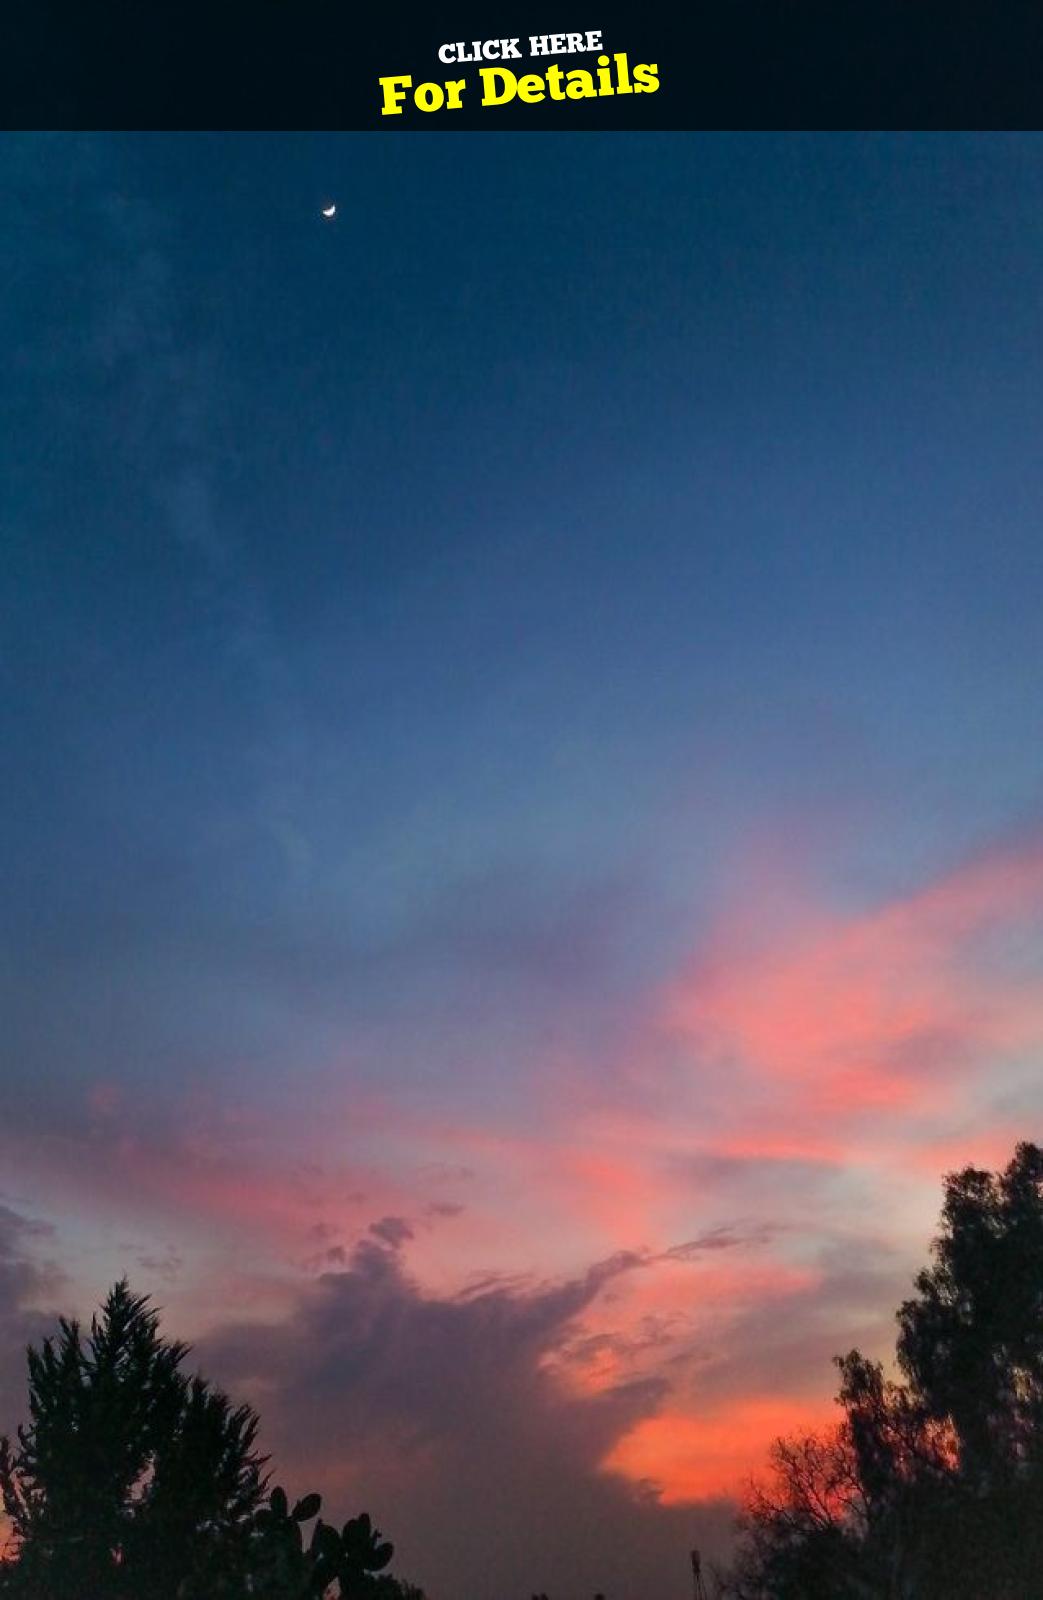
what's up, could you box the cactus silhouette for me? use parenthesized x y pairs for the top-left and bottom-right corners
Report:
(250, 1484), (328, 1597)
(248, 1492), (413, 1599)
(336, 1511), (394, 1595)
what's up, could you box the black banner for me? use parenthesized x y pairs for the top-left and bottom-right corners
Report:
(5, 1), (1043, 128)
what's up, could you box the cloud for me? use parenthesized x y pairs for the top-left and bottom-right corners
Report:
(200, 1238), (734, 1600)
(660, 1225), (779, 1262)
(662, 831), (1043, 1139)
(4, 817), (1043, 1588)
(0, 1202), (65, 1440)
(132, 1245), (185, 1283)
(603, 1395), (840, 1506)
(368, 1216), (414, 1250)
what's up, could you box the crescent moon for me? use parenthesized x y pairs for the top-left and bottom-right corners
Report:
(322, 204), (336, 218)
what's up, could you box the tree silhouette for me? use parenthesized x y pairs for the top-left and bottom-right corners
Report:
(0, 1282), (426, 1600)
(0, 1280), (265, 1599)
(716, 1141), (1043, 1598)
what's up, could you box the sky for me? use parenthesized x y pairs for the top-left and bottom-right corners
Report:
(3, 131), (1043, 1596)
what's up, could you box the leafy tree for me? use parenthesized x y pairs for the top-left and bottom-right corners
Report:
(0, 1280), (265, 1600)
(0, 1282), (426, 1600)
(896, 1140), (1043, 1484)
(717, 1142), (1043, 1598)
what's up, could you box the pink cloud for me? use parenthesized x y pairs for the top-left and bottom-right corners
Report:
(11, 828), (1043, 1521)
(664, 833), (1043, 1129)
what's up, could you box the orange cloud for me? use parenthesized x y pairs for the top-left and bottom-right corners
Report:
(603, 1395), (840, 1503)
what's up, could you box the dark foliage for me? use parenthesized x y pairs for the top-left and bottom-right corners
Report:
(242, 1485), (423, 1600)
(0, 1282), (425, 1600)
(716, 1141), (1043, 1598)
(7, 1140), (1043, 1598)
(0, 1280), (265, 1600)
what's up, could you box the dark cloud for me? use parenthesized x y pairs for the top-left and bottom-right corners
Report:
(556, 1312), (692, 1375)
(0, 1202), (65, 1440)
(200, 1240), (734, 1599)
(133, 1245), (185, 1283)
(660, 1223), (779, 1262)
(367, 1216), (414, 1251)
(307, 1222), (340, 1244)
(418, 1163), (475, 1185)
